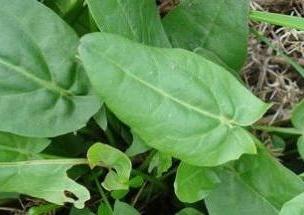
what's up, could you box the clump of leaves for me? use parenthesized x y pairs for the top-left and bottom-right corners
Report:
(1, 0), (304, 214)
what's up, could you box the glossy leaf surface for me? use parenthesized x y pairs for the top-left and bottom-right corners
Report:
(79, 33), (269, 166)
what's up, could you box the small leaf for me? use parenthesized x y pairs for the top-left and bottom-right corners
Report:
(126, 131), (151, 157)
(98, 202), (113, 215)
(174, 163), (220, 203)
(279, 192), (304, 215)
(0, 0), (100, 137)
(28, 203), (60, 215)
(162, 0), (250, 71)
(79, 33), (270, 167)
(70, 208), (95, 215)
(113, 201), (140, 215)
(86, 0), (170, 47)
(176, 208), (204, 215)
(111, 190), (128, 200)
(292, 100), (304, 132)
(292, 100), (304, 159)
(129, 176), (144, 188)
(94, 105), (108, 131)
(297, 137), (304, 160)
(87, 143), (132, 190)
(148, 152), (172, 177)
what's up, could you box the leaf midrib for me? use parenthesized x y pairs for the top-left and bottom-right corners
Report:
(0, 57), (73, 97)
(96, 49), (234, 126)
(0, 159), (88, 167)
(235, 173), (280, 213)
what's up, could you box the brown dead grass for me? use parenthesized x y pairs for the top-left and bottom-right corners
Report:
(243, 0), (304, 125)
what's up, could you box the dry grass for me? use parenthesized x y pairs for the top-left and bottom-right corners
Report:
(243, 0), (304, 125)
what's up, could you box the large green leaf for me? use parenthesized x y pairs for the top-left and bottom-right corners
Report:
(79, 33), (269, 167)
(174, 163), (220, 203)
(279, 192), (304, 215)
(87, 143), (132, 190)
(86, 0), (170, 47)
(0, 164), (89, 209)
(0, 0), (100, 137)
(162, 0), (250, 71)
(0, 132), (50, 161)
(205, 145), (304, 215)
(0, 133), (90, 208)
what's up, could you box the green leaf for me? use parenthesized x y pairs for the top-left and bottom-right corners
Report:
(0, 0), (100, 137)
(87, 143), (132, 190)
(94, 105), (108, 131)
(292, 100), (304, 159)
(279, 192), (304, 215)
(126, 131), (151, 157)
(28, 203), (60, 215)
(162, 0), (250, 71)
(292, 100), (304, 132)
(113, 200), (140, 215)
(111, 190), (128, 200)
(0, 132), (50, 161)
(86, 0), (170, 47)
(0, 159), (90, 209)
(148, 152), (172, 177)
(98, 202), (113, 215)
(250, 11), (304, 31)
(0, 132), (90, 208)
(174, 162), (220, 203)
(70, 207), (95, 215)
(205, 145), (304, 215)
(176, 208), (204, 215)
(79, 33), (269, 167)
(129, 176), (144, 188)
(297, 137), (304, 160)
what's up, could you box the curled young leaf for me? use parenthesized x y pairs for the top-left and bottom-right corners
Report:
(79, 33), (270, 167)
(87, 143), (132, 190)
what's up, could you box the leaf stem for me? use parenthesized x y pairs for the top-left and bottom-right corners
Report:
(252, 125), (303, 135)
(94, 176), (113, 213)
